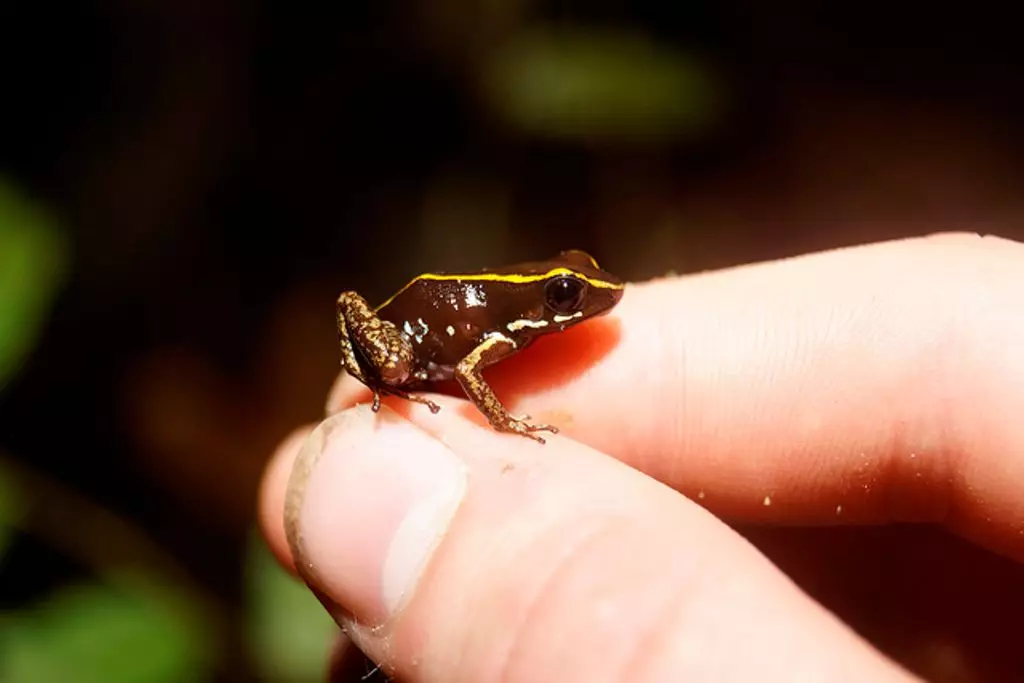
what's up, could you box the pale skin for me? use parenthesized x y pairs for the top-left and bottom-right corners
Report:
(260, 233), (1024, 682)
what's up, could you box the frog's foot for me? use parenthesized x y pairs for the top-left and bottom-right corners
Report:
(407, 393), (442, 414)
(498, 416), (559, 444)
(378, 387), (441, 414)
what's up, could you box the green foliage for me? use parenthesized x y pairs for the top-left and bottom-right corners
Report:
(0, 178), (68, 390)
(484, 27), (722, 143)
(0, 574), (213, 683)
(0, 177), (338, 680)
(245, 534), (337, 683)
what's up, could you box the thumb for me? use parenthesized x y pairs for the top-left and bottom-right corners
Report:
(269, 400), (918, 683)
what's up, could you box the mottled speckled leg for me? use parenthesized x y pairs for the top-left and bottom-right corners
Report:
(336, 292), (440, 414)
(455, 333), (558, 443)
(336, 293), (376, 387)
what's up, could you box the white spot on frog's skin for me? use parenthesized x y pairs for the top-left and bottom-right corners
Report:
(482, 330), (517, 348)
(835, 504), (843, 516)
(410, 317), (428, 344)
(506, 318), (549, 332)
(697, 490), (705, 500)
(446, 325), (455, 336)
(762, 495), (772, 507)
(552, 311), (583, 324)
(464, 284), (485, 308)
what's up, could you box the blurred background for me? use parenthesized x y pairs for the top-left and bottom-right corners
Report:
(2, 1), (1024, 681)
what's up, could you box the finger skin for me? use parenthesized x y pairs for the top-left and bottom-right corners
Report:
(258, 425), (311, 575)
(590, 232), (1024, 558)
(325, 232), (1024, 560)
(257, 233), (1024, 681)
(280, 402), (920, 683)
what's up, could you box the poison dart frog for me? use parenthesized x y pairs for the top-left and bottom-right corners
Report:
(336, 250), (624, 442)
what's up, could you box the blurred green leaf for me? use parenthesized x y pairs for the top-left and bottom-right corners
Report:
(245, 534), (336, 683)
(0, 178), (68, 390)
(0, 574), (213, 683)
(484, 27), (722, 143)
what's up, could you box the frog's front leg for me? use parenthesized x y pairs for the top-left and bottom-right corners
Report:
(454, 333), (558, 443)
(336, 292), (440, 414)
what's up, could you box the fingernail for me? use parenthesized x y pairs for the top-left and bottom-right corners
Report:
(285, 404), (467, 626)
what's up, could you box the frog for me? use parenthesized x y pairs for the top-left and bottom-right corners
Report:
(335, 249), (625, 443)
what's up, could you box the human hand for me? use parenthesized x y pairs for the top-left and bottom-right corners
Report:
(259, 233), (1024, 682)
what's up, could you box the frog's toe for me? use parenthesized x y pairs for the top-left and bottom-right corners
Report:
(527, 422), (558, 434)
(505, 417), (558, 443)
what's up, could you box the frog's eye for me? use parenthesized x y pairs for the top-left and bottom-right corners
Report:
(544, 275), (587, 314)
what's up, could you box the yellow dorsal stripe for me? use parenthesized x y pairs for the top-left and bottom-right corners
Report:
(375, 267), (624, 310)
(414, 268), (623, 288)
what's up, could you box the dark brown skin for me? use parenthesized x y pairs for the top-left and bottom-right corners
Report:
(336, 250), (625, 442)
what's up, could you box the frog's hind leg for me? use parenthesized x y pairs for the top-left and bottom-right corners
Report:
(336, 293), (376, 386)
(337, 292), (415, 383)
(337, 292), (395, 412)
(337, 292), (440, 415)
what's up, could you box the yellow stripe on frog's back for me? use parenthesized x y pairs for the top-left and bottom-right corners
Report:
(375, 267), (624, 311)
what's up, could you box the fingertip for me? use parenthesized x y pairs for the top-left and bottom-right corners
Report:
(325, 372), (372, 416)
(258, 424), (314, 574)
(268, 395), (914, 682)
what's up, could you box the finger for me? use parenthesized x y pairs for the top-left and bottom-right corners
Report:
(274, 401), (919, 683)
(324, 233), (1024, 560)
(263, 428), (386, 683)
(578, 232), (1024, 560)
(325, 372), (361, 416)
(258, 425), (312, 575)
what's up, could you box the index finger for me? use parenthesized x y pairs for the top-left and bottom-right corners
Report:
(329, 232), (1024, 561)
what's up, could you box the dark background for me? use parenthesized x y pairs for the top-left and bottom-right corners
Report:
(2, 2), (1023, 681)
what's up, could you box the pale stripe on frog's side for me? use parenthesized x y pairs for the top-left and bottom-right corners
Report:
(552, 311), (583, 324)
(506, 318), (550, 333)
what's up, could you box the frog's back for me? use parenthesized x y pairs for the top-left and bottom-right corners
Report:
(375, 276), (501, 378)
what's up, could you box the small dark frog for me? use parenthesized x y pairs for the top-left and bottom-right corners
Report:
(336, 250), (625, 442)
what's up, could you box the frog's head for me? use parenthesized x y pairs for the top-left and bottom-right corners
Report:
(534, 250), (624, 331)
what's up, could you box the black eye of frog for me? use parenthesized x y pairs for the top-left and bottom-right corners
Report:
(544, 275), (587, 314)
